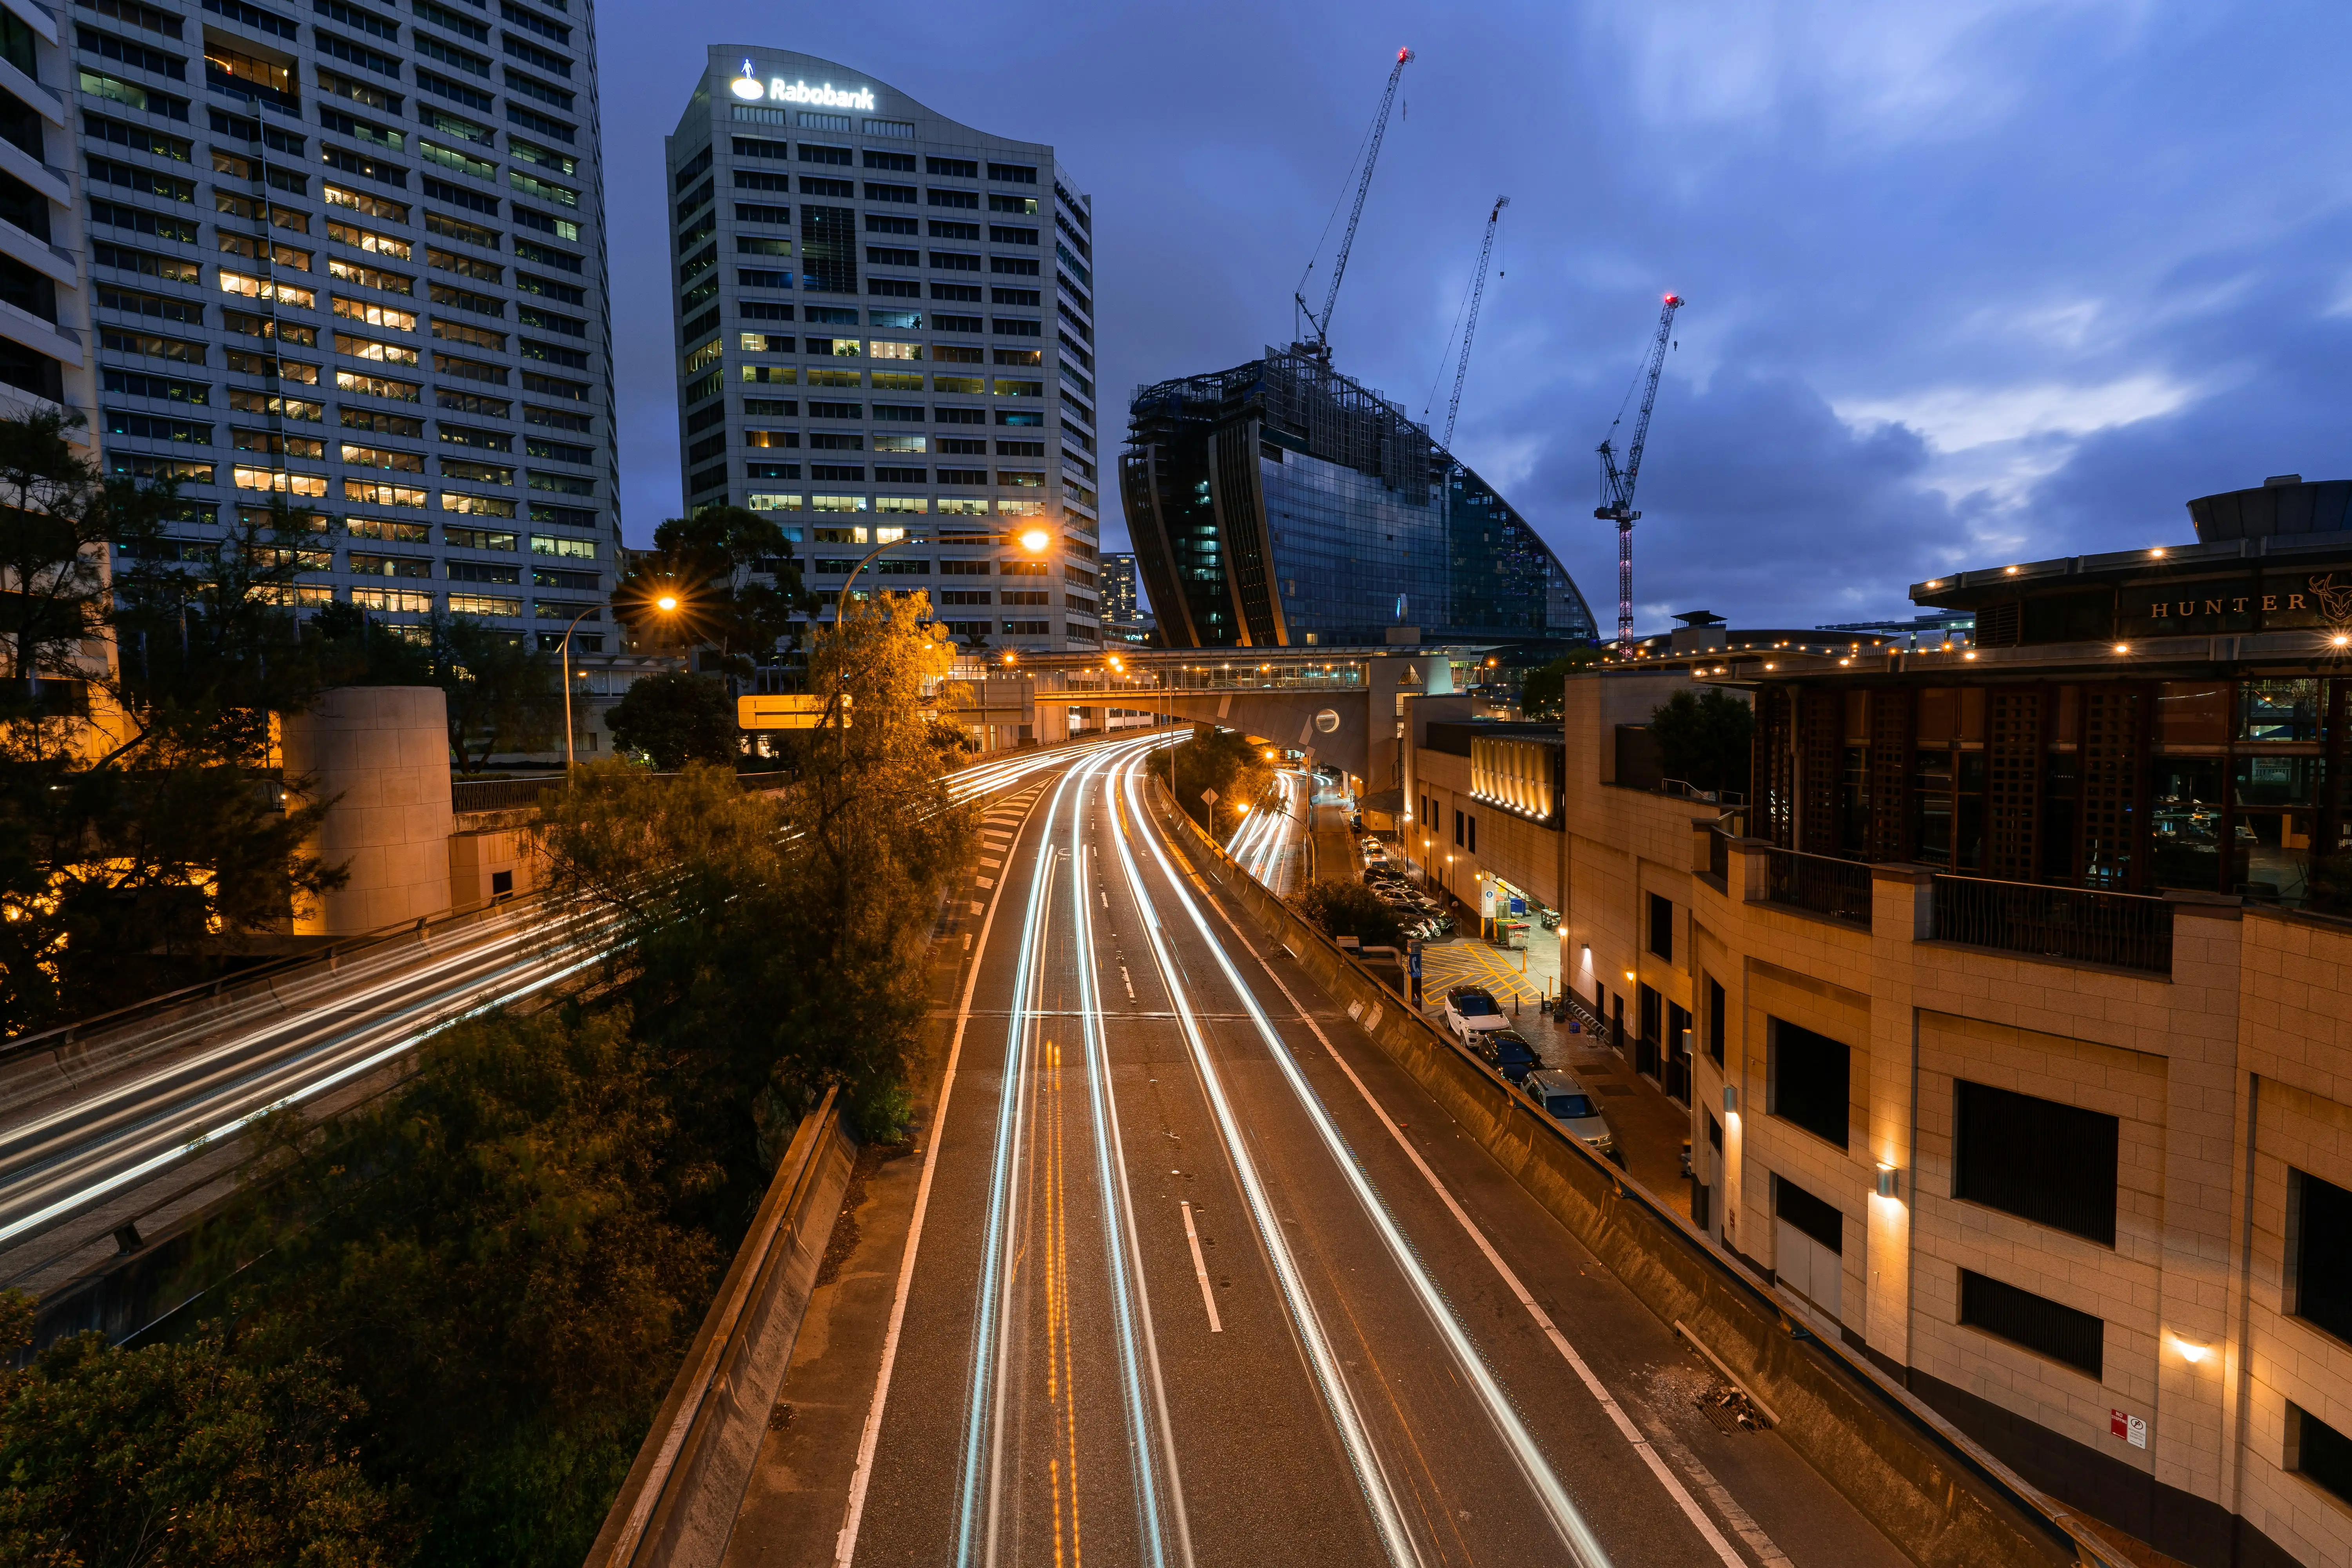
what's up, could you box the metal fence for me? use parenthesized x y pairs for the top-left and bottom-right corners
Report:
(1931, 876), (2174, 976)
(451, 771), (794, 814)
(1763, 847), (1874, 929)
(450, 776), (563, 813)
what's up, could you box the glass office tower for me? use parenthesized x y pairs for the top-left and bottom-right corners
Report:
(1120, 349), (1594, 648)
(666, 47), (1103, 651)
(59, 0), (619, 646)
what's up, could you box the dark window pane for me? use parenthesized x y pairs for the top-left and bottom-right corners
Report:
(1960, 1269), (2102, 1377)
(1769, 1018), (1849, 1150)
(1774, 1176), (1842, 1254)
(1953, 1080), (2118, 1245)
(2294, 1169), (2352, 1345)
(2291, 1403), (2352, 1507)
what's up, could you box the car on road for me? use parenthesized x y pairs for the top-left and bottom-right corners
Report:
(1473, 1029), (1541, 1084)
(1521, 1069), (1618, 1160)
(1441, 985), (1509, 1040)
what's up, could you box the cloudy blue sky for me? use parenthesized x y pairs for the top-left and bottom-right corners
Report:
(596, 0), (2350, 633)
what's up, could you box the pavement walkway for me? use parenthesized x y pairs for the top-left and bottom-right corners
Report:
(1414, 933), (1695, 1218)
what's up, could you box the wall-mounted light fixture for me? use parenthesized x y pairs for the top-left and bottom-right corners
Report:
(1723, 1085), (1739, 1114)
(2174, 1336), (2210, 1365)
(1874, 1163), (1900, 1200)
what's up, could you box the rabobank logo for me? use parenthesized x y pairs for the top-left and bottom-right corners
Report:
(726, 63), (877, 112)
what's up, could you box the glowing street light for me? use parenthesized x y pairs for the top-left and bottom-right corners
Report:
(570, 588), (681, 773)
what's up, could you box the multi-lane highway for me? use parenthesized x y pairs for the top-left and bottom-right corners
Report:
(0, 740), (1129, 1307)
(1225, 767), (1308, 893)
(827, 733), (1908, 1568)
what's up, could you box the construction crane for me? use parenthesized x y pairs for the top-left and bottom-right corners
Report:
(1292, 47), (1414, 361)
(1432, 194), (1508, 452)
(1595, 292), (1684, 655)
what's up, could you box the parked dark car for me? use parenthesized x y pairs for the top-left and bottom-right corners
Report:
(1474, 1029), (1541, 1084)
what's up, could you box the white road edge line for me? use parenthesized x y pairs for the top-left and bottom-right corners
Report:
(831, 781), (1043, 1568)
(1179, 1200), (1221, 1332)
(1195, 865), (1759, 1568)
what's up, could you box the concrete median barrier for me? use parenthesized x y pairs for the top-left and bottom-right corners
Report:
(586, 1088), (856, 1568)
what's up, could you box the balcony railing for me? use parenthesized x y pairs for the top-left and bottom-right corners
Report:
(1930, 876), (2174, 976)
(1763, 847), (1873, 929)
(1708, 828), (1730, 883)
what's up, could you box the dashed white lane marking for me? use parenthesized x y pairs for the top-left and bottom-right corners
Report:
(1180, 1200), (1222, 1332)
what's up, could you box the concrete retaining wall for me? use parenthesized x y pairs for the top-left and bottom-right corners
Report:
(586, 1090), (856, 1568)
(1153, 783), (2089, 1568)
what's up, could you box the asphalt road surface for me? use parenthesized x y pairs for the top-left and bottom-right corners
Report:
(831, 734), (1910, 1568)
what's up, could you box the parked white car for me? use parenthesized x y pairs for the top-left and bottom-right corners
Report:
(1441, 985), (1510, 1040)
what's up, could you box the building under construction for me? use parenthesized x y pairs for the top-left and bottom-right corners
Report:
(1120, 349), (1597, 648)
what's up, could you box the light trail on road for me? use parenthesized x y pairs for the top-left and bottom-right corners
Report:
(0, 735), (1146, 1280)
(953, 733), (1183, 1568)
(1110, 745), (1613, 1568)
(1107, 753), (1425, 1566)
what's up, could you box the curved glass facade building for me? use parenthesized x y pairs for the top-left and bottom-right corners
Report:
(1120, 349), (1594, 648)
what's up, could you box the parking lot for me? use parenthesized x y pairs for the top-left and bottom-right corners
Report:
(1352, 835), (1697, 1220)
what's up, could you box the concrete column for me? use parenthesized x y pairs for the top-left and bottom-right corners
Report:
(282, 686), (454, 936)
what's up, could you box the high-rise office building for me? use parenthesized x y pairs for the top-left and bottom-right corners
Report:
(1099, 549), (1137, 622)
(1123, 350), (1595, 649)
(55, 0), (618, 646)
(665, 48), (1103, 651)
(0, 7), (97, 435)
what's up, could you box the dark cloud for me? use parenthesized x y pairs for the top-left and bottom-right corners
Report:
(1505, 367), (1964, 630)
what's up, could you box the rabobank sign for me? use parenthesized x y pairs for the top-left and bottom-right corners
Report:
(730, 61), (875, 111)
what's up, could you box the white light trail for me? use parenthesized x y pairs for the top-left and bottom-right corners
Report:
(1112, 751), (1614, 1568)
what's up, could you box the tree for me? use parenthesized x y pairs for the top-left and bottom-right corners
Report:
(539, 596), (973, 1159)
(428, 618), (563, 772)
(1292, 878), (1405, 948)
(231, 1008), (717, 1568)
(1648, 688), (1754, 796)
(0, 1293), (403, 1567)
(604, 670), (737, 770)
(613, 506), (802, 676)
(1518, 645), (1606, 721)
(1167, 724), (1276, 835)
(0, 425), (348, 1035)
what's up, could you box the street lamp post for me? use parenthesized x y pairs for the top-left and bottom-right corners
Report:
(822, 523), (1051, 757)
(567, 592), (679, 773)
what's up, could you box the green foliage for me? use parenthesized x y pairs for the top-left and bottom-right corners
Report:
(432, 619), (562, 772)
(604, 671), (738, 771)
(231, 1008), (718, 1568)
(0, 422), (349, 1036)
(613, 506), (803, 676)
(303, 606), (563, 770)
(541, 596), (972, 1207)
(1518, 646), (1606, 720)
(1166, 724), (1276, 835)
(1292, 878), (1405, 949)
(0, 1293), (402, 1568)
(1648, 688), (1755, 795)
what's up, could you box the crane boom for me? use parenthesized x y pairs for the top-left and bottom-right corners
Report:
(1595, 292), (1684, 654)
(1437, 195), (1508, 452)
(1294, 47), (1413, 357)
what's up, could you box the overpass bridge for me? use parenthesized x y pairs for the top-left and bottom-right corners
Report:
(946, 645), (1503, 792)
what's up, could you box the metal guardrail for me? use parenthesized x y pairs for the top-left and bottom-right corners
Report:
(1931, 875), (2175, 977)
(450, 770), (799, 814)
(450, 775), (564, 813)
(1763, 847), (1874, 929)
